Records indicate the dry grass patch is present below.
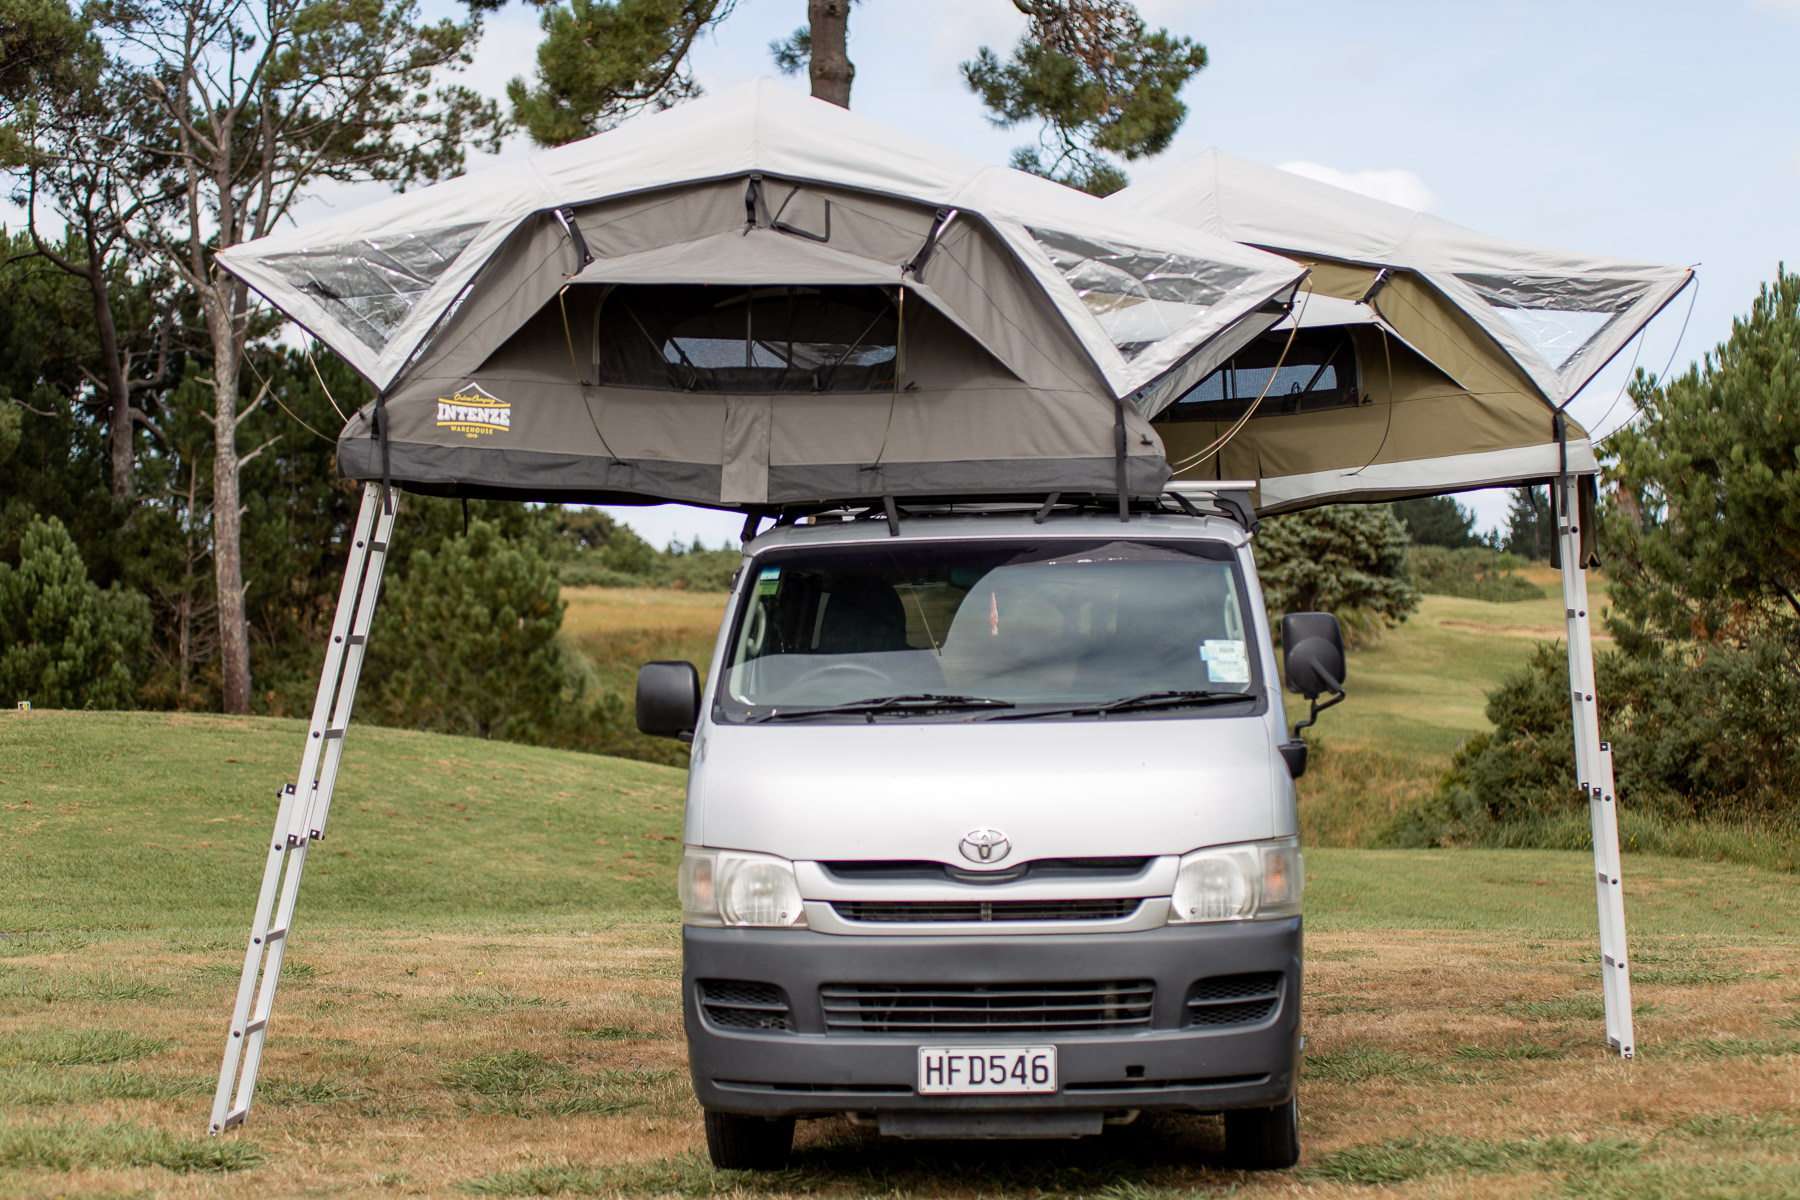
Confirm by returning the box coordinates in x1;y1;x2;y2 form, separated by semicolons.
4;920;1797;1198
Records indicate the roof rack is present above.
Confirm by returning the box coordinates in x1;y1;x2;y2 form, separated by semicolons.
1163;481;1259;531
745;485;1261;542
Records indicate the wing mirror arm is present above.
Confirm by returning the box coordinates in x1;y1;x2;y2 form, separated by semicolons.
1288;682;1344;741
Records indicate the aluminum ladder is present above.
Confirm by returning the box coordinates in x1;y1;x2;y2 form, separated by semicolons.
209;482;397;1131
1556;472;1634;1058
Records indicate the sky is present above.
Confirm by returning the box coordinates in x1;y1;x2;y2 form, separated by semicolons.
95;1;1800;548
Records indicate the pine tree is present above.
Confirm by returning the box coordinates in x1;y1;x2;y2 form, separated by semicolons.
367;519;585;743
1392;495;1481;549
961;1;1207;195
0;515;150;708
510;0;736;145
1502;486;1555;562
1254;504;1419;645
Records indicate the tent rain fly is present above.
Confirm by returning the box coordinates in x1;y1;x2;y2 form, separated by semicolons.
217;81;1307;511
1110;148;1693;513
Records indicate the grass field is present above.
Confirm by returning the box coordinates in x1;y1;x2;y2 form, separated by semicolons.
1288;573;1596;848
5;706;1800;1198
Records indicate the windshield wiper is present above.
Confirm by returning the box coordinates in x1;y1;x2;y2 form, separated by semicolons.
984;689;1249;721
746;694;1016;723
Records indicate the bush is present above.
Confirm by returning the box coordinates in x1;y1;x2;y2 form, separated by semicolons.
0;516;151;709
1255;504;1419;645
559;542;740;592
365;520;629;754
1381;641;1800;851
1406;546;1544;602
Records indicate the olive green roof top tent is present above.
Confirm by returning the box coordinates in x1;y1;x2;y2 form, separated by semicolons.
201;81;1308;1134
1111;147;1693;515
1114;148;1697;1062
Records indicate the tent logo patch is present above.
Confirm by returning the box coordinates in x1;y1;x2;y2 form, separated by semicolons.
435;383;511;439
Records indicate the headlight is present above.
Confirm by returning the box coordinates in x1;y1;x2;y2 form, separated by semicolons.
680;847;806;928
1168;837;1302;923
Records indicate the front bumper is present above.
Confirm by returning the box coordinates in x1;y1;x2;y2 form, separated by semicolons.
683;919;1301;1121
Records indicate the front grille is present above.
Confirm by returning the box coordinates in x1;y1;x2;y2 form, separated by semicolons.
832;898;1142;923
1184;972;1283;1027
821;980;1154;1035
822;857;1152;885
698;979;791;1031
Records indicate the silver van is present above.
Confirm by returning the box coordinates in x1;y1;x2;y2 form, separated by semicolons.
635;494;1347;1171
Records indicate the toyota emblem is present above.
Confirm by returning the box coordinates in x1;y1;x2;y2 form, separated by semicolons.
959;828;1012;864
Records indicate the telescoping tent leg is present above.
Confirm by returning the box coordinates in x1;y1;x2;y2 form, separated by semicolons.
208;482;398;1132
1556;472;1634;1059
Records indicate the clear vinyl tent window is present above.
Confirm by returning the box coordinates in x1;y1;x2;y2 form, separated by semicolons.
1027;227;1259;362
260;222;485;352
592;284;899;392
1456;273;1651;373
1157;327;1361;423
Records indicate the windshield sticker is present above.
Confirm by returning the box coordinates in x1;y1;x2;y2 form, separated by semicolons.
1200;639;1250;684
757;567;780;596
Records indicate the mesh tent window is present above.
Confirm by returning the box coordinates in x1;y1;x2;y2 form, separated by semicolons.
1455;273;1653;376
1158;327;1361;423
593;284;900;393
261;223;485;352
1028;227;1260;362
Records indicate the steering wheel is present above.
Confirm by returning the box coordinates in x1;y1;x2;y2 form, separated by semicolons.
789;662;895;691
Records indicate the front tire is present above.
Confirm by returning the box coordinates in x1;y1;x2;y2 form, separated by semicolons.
1222;1096;1300;1170
703;1110;795;1170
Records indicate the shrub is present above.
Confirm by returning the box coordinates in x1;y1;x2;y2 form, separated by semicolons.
0;515;151;709
365;520;628;753
559;543;739;592
1381;641;1800;849
1406;545;1544;602
1255;504;1419;645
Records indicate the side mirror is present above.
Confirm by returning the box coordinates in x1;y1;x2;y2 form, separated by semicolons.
1279;613;1347;776
636;661;701;741
1282;612;1346;699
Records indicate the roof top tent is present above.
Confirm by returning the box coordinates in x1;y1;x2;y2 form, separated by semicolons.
1109;148;1693;514
218;81;1304;513
1114;148;1696;1065
202;81;1308;1135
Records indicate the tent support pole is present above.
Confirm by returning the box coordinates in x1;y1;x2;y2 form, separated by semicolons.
207;482;398;1132
1113;395;1130;522
1556;472;1634;1059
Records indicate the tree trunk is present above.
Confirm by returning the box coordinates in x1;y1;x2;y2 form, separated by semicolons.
807;0;854;107
85;235;135;504
208;301;253;714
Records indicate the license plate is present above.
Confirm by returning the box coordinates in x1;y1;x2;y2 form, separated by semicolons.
916;1045;1057;1095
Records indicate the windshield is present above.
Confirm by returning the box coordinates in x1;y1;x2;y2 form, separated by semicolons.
719;538;1260;720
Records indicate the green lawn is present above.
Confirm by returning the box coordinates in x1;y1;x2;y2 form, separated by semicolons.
1;710;686;934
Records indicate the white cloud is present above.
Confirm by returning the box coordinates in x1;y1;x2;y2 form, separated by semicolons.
1276;161;1441;213
1750;0;1800;20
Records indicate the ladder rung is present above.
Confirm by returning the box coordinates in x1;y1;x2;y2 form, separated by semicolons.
369;539;389;552
241;1017;268;1035
264;927;286;942
323;728;346;740
223;1106;249;1129
345;634;366;645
